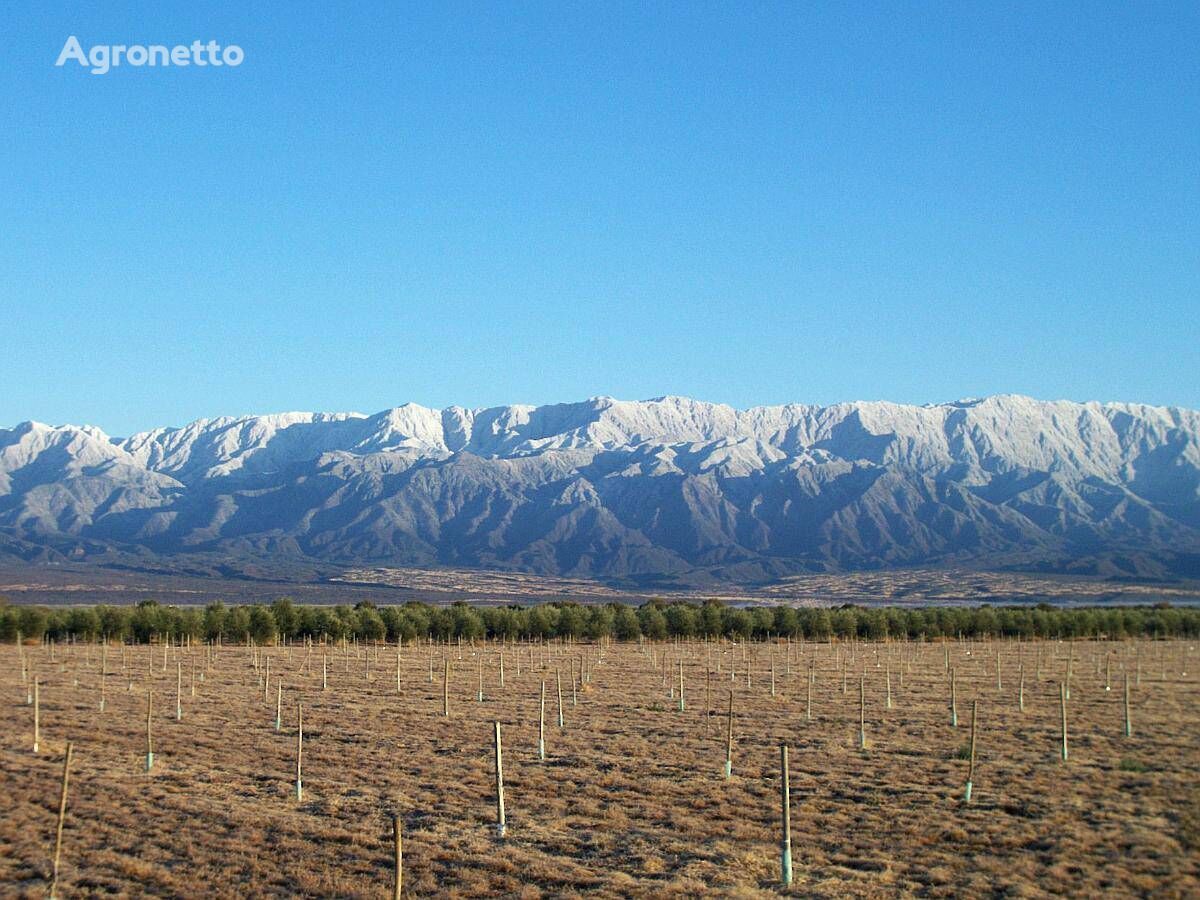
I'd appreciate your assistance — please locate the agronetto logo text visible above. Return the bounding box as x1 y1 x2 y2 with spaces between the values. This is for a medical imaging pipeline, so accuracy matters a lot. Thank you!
55 35 244 75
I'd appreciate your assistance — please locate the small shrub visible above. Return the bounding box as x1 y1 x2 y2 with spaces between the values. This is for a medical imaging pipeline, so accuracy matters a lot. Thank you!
1119 757 1148 773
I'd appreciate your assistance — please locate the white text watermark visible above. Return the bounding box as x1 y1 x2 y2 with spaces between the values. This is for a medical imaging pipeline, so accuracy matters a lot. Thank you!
55 35 244 75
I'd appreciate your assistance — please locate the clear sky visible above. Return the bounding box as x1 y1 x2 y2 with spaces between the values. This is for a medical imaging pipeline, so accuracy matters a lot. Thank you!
3 2 1197 437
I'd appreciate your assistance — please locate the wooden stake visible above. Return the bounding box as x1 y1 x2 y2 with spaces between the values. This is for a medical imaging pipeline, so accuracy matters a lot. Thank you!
678 658 685 712
780 743 793 886
538 680 546 760
965 699 978 803
32 679 40 753
859 675 867 750
391 813 403 900
950 667 958 727
1059 682 1069 762
705 668 712 735
146 688 154 771
296 701 304 801
49 741 73 900
724 690 734 779
494 721 507 837
1123 672 1132 738
556 668 564 729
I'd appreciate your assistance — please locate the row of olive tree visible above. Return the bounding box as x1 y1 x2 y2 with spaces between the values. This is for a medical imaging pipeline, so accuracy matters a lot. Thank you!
1 596 1197 644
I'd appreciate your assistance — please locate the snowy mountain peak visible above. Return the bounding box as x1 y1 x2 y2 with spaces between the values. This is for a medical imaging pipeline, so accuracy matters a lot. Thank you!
1 395 1197 582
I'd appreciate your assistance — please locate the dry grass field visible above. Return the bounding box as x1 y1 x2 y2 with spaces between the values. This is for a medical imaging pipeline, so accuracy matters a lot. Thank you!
1 634 1197 897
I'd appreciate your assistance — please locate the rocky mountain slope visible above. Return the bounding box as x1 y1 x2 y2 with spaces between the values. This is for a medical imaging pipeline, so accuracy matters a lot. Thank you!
2 395 1198 584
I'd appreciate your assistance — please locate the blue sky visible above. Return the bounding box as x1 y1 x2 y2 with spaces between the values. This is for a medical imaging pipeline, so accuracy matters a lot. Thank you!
3 2 1197 436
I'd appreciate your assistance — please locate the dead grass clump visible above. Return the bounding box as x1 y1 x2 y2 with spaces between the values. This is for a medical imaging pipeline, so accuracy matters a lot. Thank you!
1178 789 1200 853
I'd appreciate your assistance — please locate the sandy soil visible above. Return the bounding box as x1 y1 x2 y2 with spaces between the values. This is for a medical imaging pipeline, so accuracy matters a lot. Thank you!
1 637 1197 897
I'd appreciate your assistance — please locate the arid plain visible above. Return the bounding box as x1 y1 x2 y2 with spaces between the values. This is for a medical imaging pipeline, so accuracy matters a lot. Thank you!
2 637 1197 897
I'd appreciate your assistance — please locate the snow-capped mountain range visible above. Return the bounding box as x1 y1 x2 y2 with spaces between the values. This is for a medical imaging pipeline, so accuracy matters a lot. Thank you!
2 395 1198 583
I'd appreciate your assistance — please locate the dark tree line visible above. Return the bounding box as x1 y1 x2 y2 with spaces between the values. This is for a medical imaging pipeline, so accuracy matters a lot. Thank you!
1 597 1197 644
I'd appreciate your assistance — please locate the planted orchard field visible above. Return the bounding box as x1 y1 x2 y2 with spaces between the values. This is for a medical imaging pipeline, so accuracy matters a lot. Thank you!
1 637 1197 897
